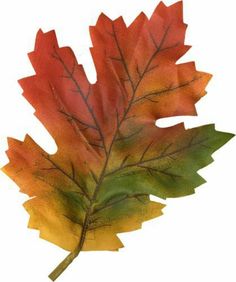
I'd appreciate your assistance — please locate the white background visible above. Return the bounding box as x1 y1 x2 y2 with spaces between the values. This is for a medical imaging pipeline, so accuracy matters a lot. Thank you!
0 0 235 281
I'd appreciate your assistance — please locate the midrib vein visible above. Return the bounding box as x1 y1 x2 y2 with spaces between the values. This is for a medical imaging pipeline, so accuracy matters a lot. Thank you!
49 23 171 281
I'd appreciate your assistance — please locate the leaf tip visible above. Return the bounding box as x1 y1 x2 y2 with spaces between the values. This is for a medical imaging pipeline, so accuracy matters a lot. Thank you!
6 136 22 147
32 29 59 54
95 12 112 27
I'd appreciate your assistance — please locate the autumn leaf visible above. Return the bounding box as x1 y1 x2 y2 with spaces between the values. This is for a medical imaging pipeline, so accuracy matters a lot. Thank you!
2 1 234 281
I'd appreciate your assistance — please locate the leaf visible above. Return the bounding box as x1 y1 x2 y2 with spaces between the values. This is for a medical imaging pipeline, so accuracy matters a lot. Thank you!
2 1 234 281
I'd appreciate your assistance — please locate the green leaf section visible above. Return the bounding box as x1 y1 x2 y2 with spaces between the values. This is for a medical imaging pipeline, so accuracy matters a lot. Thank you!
90 195 164 234
96 124 234 206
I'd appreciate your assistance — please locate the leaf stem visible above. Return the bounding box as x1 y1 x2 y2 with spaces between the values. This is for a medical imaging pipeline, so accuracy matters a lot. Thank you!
49 208 91 281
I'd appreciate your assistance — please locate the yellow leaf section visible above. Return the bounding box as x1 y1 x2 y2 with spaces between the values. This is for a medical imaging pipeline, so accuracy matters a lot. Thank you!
24 196 82 252
24 196 164 251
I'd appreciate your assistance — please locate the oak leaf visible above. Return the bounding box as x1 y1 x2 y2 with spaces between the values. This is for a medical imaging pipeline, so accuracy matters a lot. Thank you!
2 1 234 280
